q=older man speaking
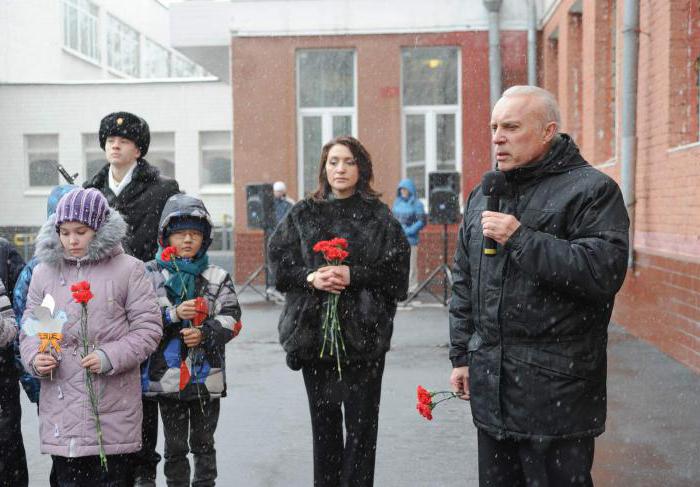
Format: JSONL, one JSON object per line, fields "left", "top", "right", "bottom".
{"left": 449, "top": 86, "right": 629, "bottom": 486}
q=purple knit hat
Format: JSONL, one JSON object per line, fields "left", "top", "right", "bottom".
{"left": 54, "top": 188, "right": 110, "bottom": 232}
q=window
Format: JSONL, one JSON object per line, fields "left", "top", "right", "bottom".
{"left": 143, "top": 39, "right": 170, "bottom": 78}
{"left": 297, "top": 49, "right": 356, "bottom": 196}
{"left": 62, "top": 0, "right": 99, "bottom": 61}
{"left": 107, "top": 15, "right": 139, "bottom": 77}
{"left": 147, "top": 133, "right": 175, "bottom": 179}
{"left": 83, "top": 133, "right": 105, "bottom": 182}
{"left": 200, "top": 131, "right": 232, "bottom": 186}
{"left": 172, "top": 55, "right": 202, "bottom": 78}
{"left": 401, "top": 47, "right": 461, "bottom": 199}
{"left": 26, "top": 135, "right": 59, "bottom": 187}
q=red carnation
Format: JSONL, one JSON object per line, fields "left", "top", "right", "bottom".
{"left": 162, "top": 246, "right": 178, "bottom": 262}
{"left": 71, "top": 281, "right": 93, "bottom": 304}
{"left": 192, "top": 297, "right": 208, "bottom": 327}
{"left": 417, "top": 402, "right": 433, "bottom": 420}
{"left": 328, "top": 237, "right": 348, "bottom": 249}
{"left": 417, "top": 385, "right": 432, "bottom": 405}
{"left": 324, "top": 247, "right": 349, "bottom": 262}
{"left": 313, "top": 241, "right": 331, "bottom": 253}
{"left": 415, "top": 385, "right": 459, "bottom": 421}
{"left": 233, "top": 321, "right": 243, "bottom": 337}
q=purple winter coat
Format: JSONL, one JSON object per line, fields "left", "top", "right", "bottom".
{"left": 20, "top": 211, "right": 162, "bottom": 458}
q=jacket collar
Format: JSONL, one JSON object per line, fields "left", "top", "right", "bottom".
{"left": 87, "top": 159, "right": 162, "bottom": 197}
{"left": 503, "top": 133, "right": 589, "bottom": 188}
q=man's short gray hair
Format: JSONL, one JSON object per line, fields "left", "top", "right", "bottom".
{"left": 501, "top": 85, "right": 561, "bottom": 129}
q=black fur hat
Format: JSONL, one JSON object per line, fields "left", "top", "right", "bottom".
{"left": 99, "top": 111, "right": 150, "bottom": 157}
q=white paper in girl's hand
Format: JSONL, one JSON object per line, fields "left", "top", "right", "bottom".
{"left": 22, "top": 293, "right": 67, "bottom": 336}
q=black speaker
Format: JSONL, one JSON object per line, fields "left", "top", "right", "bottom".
{"left": 428, "top": 171, "right": 461, "bottom": 224}
{"left": 246, "top": 183, "right": 275, "bottom": 230}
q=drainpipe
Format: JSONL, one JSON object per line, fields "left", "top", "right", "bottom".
{"left": 620, "top": 0, "right": 639, "bottom": 268}
{"left": 483, "top": 0, "right": 503, "bottom": 169}
{"left": 528, "top": 0, "right": 537, "bottom": 85}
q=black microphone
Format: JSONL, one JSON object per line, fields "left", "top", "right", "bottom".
{"left": 481, "top": 170, "right": 507, "bottom": 256}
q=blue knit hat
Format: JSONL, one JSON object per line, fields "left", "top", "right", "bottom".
{"left": 164, "top": 216, "right": 208, "bottom": 239}
{"left": 54, "top": 188, "right": 110, "bottom": 232}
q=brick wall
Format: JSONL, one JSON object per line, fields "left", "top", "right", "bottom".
{"left": 232, "top": 30, "right": 528, "bottom": 283}
{"left": 542, "top": 0, "right": 700, "bottom": 372}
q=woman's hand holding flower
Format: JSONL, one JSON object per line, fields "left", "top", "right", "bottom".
{"left": 313, "top": 266, "right": 349, "bottom": 294}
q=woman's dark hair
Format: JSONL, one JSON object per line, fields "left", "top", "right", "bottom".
{"left": 311, "top": 135, "right": 381, "bottom": 201}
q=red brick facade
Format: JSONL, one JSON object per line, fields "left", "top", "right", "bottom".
{"left": 232, "top": 31, "right": 527, "bottom": 286}
{"left": 541, "top": 0, "right": 700, "bottom": 373}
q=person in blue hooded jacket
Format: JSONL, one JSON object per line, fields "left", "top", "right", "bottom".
{"left": 392, "top": 178, "right": 426, "bottom": 292}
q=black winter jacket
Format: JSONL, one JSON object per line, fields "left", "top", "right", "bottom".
{"left": 84, "top": 159, "right": 180, "bottom": 262}
{"left": 268, "top": 193, "right": 410, "bottom": 368}
{"left": 449, "top": 134, "right": 629, "bottom": 440}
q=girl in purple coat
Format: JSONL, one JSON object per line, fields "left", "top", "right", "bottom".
{"left": 20, "top": 188, "right": 162, "bottom": 485}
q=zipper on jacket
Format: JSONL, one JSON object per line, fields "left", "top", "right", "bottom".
{"left": 494, "top": 187, "right": 518, "bottom": 424}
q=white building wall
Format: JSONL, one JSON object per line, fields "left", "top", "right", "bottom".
{"left": 0, "top": 0, "right": 188, "bottom": 82}
{"left": 171, "top": 0, "right": 536, "bottom": 44}
{"left": 0, "top": 80, "right": 233, "bottom": 227}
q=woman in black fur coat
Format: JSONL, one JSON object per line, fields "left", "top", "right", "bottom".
{"left": 268, "top": 136, "right": 410, "bottom": 487}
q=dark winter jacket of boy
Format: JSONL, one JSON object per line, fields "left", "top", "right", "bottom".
{"left": 19, "top": 211, "right": 162, "bottom": 457}
{"left": 84, "top": 159, "right": 180, "bottom": 262}
{"left": 142, "top": 194, "right": 241, "bottom": 400}
{"left": 392, "top": 178, "right": 426, "bottom": 246}
{"left": 268, "top": 193, "right": 410, "bottom": 369}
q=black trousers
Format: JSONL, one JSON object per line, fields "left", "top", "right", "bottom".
{"left": 0, "top": 379, "right": 29, "bottom": 487}
{"left": 52, "top": 453, "right": 133, "bottom": 487}
{"left": 302, "top": 357, "right": 385, "bottom": 487}
{"left": 158, "top": 397, "right": 220, "bottom": 487}
{"left": 477, "top": 429, "right": 595, "bottom": 487}
{"left": 131, "top": 397, "right": 161, "bottom": 484}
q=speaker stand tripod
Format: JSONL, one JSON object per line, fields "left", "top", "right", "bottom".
{"left": 238, "top": 229, "right": 273, "bottom": 301}
{"left": 403, "top": 223, "right": 453, "bottom": 306}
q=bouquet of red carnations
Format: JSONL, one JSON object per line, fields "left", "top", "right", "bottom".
{"left": 416, "top": 385, "right": 460, "bottom": 421}
{"left": 312, "top": 237, "right": 350, "bottom": 380}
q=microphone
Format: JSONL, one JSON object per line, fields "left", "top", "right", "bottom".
{"left": 481, "top": 170, "right": 507, "bottom": 256}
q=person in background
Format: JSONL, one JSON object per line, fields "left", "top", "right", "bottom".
{"left": 143, "top": 193, "right": 242, "bottom": 487}
{"left": 273, "top": 181, "right": 295, "bottom": 225}
{"left": 266, "top": 181, "right": 295, "bottom": 302}
{"left": 0, "top": 236, "right": 28, "bottom": 487}
{"left": 85, "top": 111, "right": 180, "bottom": 486}
{"left": 20, "top": 188, "right": 162, "bottom": 485}
{"left": 392, "top": 178, "right": 426, "bottom": 293}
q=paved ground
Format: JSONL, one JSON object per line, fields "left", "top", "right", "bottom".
{"left": 20, "top": 288, "right": 700, "bottom": 486}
